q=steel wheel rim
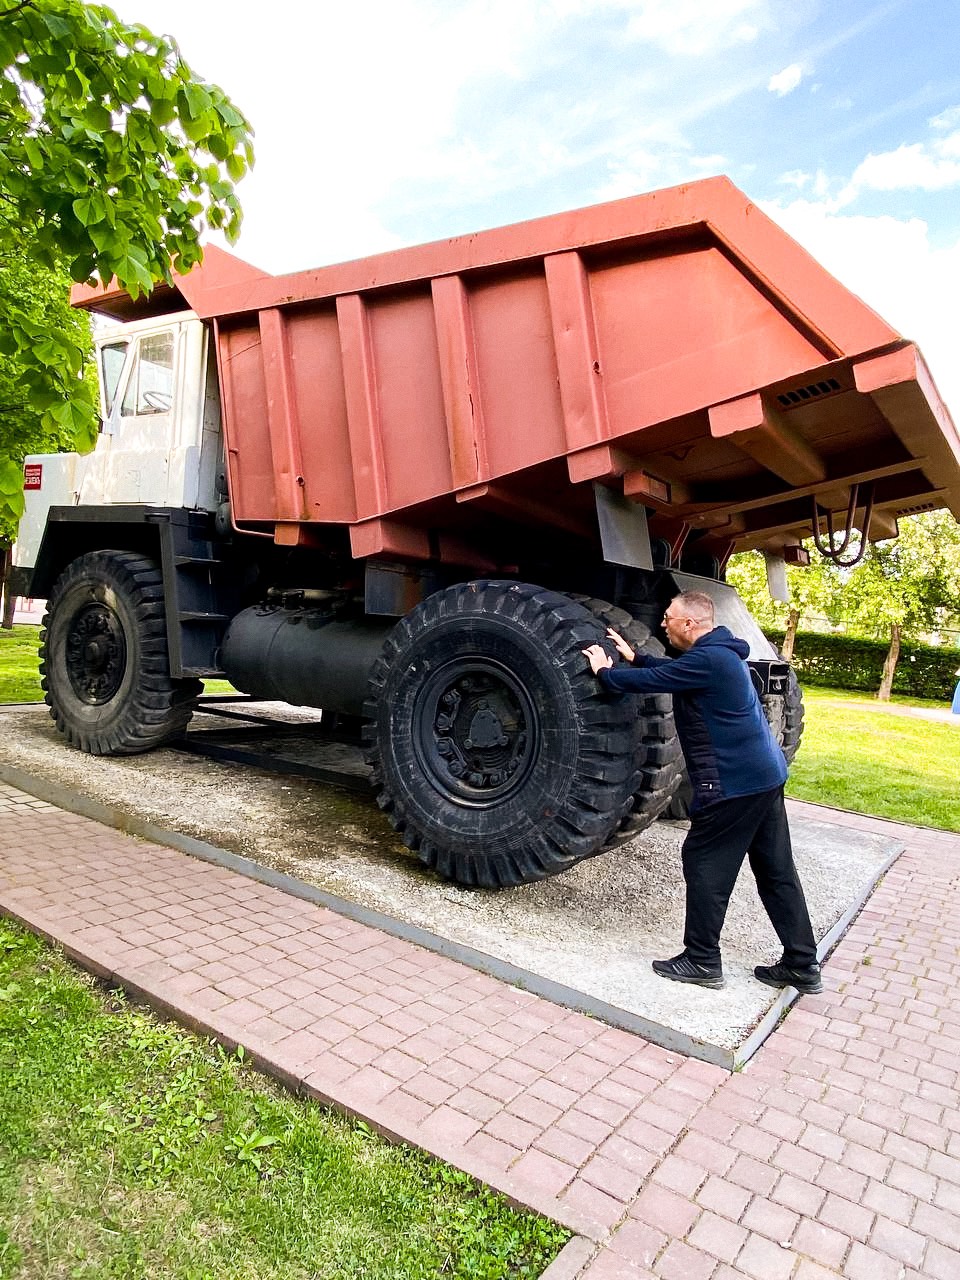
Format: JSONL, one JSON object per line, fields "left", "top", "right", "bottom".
{"left": 64, "top": 602, "right": 127, "bottom": 705}
{"left": 412, "top": 657, "right": 540, "bottom": 807}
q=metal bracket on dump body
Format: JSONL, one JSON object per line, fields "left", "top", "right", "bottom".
{"left": 593, "top": 484, "right": 654, "bottom": 570}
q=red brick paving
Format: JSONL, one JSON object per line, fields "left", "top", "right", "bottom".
{"left": 1, "top": 782, "right": 959, "bottom": 1278}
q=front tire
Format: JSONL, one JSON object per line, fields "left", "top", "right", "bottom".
{"left": 40, "top": 550, "right": 201, "bottom": 755}
{"left": 364, "top": 581, "right": 639, "bottom": 888}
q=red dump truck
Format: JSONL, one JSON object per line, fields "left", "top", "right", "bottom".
{"left": 14, "top": 176, "right": 960, "bottom": 887}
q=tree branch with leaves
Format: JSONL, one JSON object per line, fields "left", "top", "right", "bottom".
{"left": 0, "top": 0, "right": 253, "bottom": 538}
{"left": 728, "top": 512, "right": 960, "bottom": 699}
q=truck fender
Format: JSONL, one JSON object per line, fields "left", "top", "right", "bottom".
{"left": 26, "top": 506, "right": 229, "bottom": 679}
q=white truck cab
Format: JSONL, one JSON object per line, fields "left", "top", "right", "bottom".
{"left": 15, "top": 311, "right": 221, "bottom": 574}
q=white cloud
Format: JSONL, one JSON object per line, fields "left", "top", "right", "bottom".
{"left": 777, "top": 169, "right": 811, "bottom": 189}
{"left": 837, "top": 106, "right": 960, "bottom": 205}
{"left": 841, "top": 143, "right": 960, "bottom": 202}
{"left": 935, "top": 131, "right": 960, "bottom": 162}
{"left": 624, "top": 0, "right": 769, "bottom": 56}
{"left": 768, "top": 63, "right": 804, "bottom": 96}
{"left": 760, "top": 197, "right": 960, "bottom": 420}
{"left": 930, "top": 105, "right": 960, "bottom": 131}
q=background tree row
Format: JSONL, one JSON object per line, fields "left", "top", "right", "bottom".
{"left": 727, "top": 511, "right": 960, "bottom": 699}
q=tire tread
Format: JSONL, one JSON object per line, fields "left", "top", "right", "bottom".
{"left": 364, "top": 581, "right": 638, "bottom": 888}
{"left": 41, "top": 549, "right": 201, "bottom": 756}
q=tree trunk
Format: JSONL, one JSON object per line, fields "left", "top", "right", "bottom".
{"left": 781, "top": 607, "right": 800, "bottom": 660}
{"left": 877, "top": 622, "right": 901, "bottom": 701}
{"left": 0, "top": 544, "right": 13, "bottom": 630}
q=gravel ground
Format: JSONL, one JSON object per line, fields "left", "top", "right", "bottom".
{"left": 1, "top": 701, "right": 902, "bottom": 1060}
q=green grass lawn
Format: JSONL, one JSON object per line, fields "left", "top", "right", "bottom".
{"left": 785, "top": 685, "right": 960, "bottom": 832}
{"left": 0, "top": 919, "right": 568, "bottom": 1279}
{"left": 0, "top": 626, "right": 43, "bottom": 702}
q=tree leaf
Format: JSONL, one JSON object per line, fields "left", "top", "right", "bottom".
{"left": 46, "top": 398, "right": 97, "bottom": 441}
{"left": 72, "top": 192, "right": 106, "bottom": 227}
{"left": 0, "top": 457, "right": 27, "bottom": 500}
{"left": 179, "top": 80, "right": 212, "bottom": 121}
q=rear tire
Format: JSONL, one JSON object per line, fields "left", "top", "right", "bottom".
{"left": 776, "top": 666, "right": 805, "bottom": 765}
{"left": 570, "top": 596, "right": 683, "bottom": 843}
{"left": 364, "top": 581, "right": 639, "bottom": 888}
{"left": 40, "top": 550, "right": 201, "bottom": 755}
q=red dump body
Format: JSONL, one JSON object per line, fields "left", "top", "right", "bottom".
{"left": 77, "top": 177, "right": 960, "bottom": 565}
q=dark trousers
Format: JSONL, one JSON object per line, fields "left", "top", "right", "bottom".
{"left": 681, "top": 785, "right": 817, "bottom": 968}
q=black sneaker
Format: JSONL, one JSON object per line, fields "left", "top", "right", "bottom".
{"left": 754, "top": 961, "right": 823, "bottom": 994}
{"left": 652, "top": 951, "right": 724, "bottom": 989}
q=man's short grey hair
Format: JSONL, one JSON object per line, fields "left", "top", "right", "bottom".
{"left": 673, "top": 591, "right": 715, "bottom": 626}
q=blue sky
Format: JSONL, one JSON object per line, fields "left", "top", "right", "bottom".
{"left": 113, "top": 0, "right": 960, "bottom": 412}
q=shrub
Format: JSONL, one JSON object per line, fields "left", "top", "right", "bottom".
{"left": 766, "top": 630, "right": 960, "bottom": 700}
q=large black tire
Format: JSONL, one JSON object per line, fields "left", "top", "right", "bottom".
{"left": 40, "top": 550, "right": 202, "bottom": 755}
{"left": 663, "top": 660, "right": 805, "bottom": 820}
{"left": 570, "top": 597, "right": 683, "bottom": 843}
{"left": 775, "top": 666, "right": 805, "bottom": 765}
{"left": 364, "top": 581, "right": 640, "bottom": 888}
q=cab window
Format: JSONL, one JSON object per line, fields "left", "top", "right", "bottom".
{"left": 99, "top": 341, "right": 128, "bottom": 419}
{"left": 121, "top": 331, "right": 175, "bottom": 416}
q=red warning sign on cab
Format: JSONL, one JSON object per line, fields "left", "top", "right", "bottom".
{"left": 23, "top": 464, "right": 42, "bottom": 490}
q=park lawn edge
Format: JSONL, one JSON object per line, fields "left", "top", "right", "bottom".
{"left": 0, "top": 916, "right": 569, "bottom": 1279}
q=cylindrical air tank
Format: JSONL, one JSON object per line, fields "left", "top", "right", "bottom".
{"left": 220, "top": 606, "right": 394, "bottom": 717}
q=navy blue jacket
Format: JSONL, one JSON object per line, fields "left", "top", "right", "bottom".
{"left": 598, "top": 626, "right": 787, "bottom": 812}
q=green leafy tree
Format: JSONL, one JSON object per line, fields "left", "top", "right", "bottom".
{"left": 0, "top": 0, "right": 253, "bottom": 535}
{"left": 830, "top": 511, "right": 960, "bottom": 699}
{"left": 0, "top": 214, "right": 94, "bottom": 515}
{"left": 728, "top": 512, "right": 960, "bottom": 697}
{"left": 0, "top": 216, "right": 93, "bottom": 622}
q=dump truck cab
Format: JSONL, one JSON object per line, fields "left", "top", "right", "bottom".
{"left": 16, "top": 312, "right": 220, "bottom": 575}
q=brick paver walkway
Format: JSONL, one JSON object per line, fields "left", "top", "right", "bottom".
{"left": 1, "top": 780, "right": 958, "bottom": 1279}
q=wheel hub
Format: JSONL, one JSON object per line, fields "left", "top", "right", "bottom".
{"left": 65, "top": 603, "right": 127, "bottom": 705}
{"left": 415, "top": 660, "right": 539, "bottom": 806}
{"left": 464, "top": 704, "right": 509, "bottom": 750}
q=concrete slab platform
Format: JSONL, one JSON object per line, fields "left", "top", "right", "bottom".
{"left": 0, "top": 702, "right": 902, "bottom": 1067}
